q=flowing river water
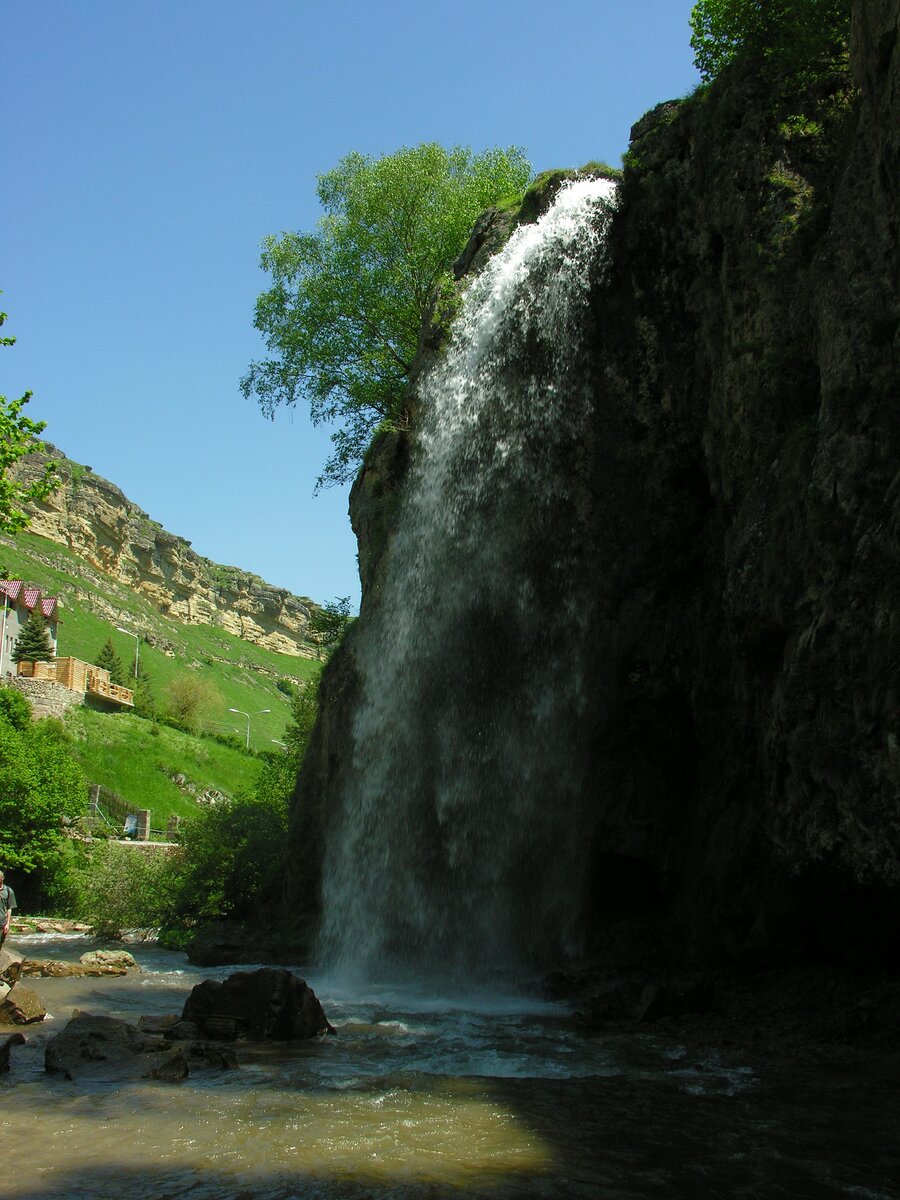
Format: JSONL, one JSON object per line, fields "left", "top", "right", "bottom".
{"left": 3, "top": 934, "right": 899, "bottom": 1200}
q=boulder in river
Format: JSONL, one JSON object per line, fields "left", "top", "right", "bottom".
{"left": 80, "top": 950, "right": 139, "bottom": 970}
{"left": 181, "top": 967, "right": 335, "bottom": 1040}
{"left": 0, "top": 947, "right": 24, "bottom": 985}
{"left": 635, "top": 976, "right": 716, "bottom": 1023}
{"left": 45, "top": 1013, "right": 164, "bottom": 1079}
{"left": 145, "top": 1041, "right": 239, "bottom": 1081}
{"left": 0, "top": 985, "right": 47, "bottom": 1025}
{"left": 20, "top": 959, "right": 130, "bottom": 978}
{"left": 0, "top": 1032, "right": 26, "bottom": 1071}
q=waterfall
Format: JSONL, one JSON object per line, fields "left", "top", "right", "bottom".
{"left": 320, "top": 178, "right": 617, "bottom": 981}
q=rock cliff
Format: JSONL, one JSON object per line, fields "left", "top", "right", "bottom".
{"left": 10, "top": 444, "right": 318, "bottom": 657}
{"left": 287, "top": 0, "right": 899, "bottom": 970}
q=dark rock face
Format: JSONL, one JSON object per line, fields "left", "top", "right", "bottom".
{"left": 573, "top": 0, "right": 900, "bottom": 969}
{"left": 181, "top": 968, "right": 334, "bottom": 1040}
{"left": 285, "top": 0, "right": 899, "bottom": 974}
{"left": 45, "top": 1013, "right": 163, "bottom": 1078}
{"left": 0, "top": 1032, "right": 25, "bottom": 1072}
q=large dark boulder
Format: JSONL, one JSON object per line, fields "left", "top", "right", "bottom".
{"left": 0, "top": 1032, "right": 25, "bottom": 1072}
{"left": 181, "top": 968, "right": 334, "bottom": 1040}
{"left": 45, "top": 1013, "right": 163, "bottom": 1079}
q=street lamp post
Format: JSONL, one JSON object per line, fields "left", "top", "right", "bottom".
{"left": 228, "top": 707, "right": 270, "bottom": 750}
{"left": 116, "top": 627, "right": 140, "bottom": 678}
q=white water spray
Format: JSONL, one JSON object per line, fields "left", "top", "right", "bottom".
{"left": 320, "top": 179, "right": 617, "bottom": 981}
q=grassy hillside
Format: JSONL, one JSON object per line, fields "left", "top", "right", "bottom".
{"left": 66, "top": 707, "right": 266, "bottom": 831}
{"left": 0, "top": 529, "right": 322, "bottom": 756}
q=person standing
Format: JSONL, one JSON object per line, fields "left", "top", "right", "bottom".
{"left": 0, "top": 870, "right": 16, "bottom": 948}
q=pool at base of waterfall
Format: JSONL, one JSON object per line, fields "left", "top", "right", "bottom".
{"left": 2, "top": 935, "right": 898, "bottom": 1199}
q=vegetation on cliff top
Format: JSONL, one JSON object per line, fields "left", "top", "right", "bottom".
{"left": 690, "top": 0, "right": 851, "bottom": 82}
{"left": 243, "top": 143, "right": 532, "bottom": 489}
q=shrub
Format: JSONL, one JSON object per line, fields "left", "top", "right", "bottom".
{"left": 162, "top": 673, "right": 223, "bottom": 735}
{"left": 0, "top": 709, "right": 86, "bottom": 877}
{"left": 170, "top": 793, "right": 288, "bottom": 923}
{"left": 58, "top": 840, "right": 176, "bottom": 934}
{"left": 0, "top": 686, "right": 31, "bottom": 730}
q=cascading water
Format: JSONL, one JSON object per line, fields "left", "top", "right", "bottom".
{"left": 320, "top": 179, "right": 617, "bottom": 982}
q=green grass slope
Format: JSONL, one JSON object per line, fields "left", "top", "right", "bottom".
{"left": 0, "top": 529, "right": 322, "bottom": 810}
{"left": 66, "top": 707, "right": 265, "bottom": 831}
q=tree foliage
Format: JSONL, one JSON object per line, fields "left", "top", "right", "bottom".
{"left": 308, "top": 595, "right": 353, "bottom": 658}
{"left": 242, "top": 143, "right": 532, "bottom": 489}
{"left": 0, "top": 308, "right": 59, "bottom": 532}
{"left": 12, "top": 608, "right": 55, "bottom": 663}
{"left": 95, "top": 636, "right": 126, "bottom": 686}
{"left": 0, "top": 706, "right": 86, "bottom": 874}
{"left": 54, "top": 839, "right": 175, "bottom": 935}
{"left": 166, "top": 677, "right": 319, "bottom": 925}
{"left": 690, "top": 0, "right": 851, "bottom": 82}
{"left": 162, "top": 673, "right": 223, "bottom": 735}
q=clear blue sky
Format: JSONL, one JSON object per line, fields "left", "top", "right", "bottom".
{"left": 2, "top": 1, "right": 699, "bottom": 609}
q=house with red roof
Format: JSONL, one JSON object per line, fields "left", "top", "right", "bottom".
{"left": 0, "top": 580, "right": 60, "bottom": 677}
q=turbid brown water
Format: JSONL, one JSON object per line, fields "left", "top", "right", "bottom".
{"left": 3, "top": 934, "right": 899, "bottom": 1200}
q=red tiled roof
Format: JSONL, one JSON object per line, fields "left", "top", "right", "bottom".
{"left": 0, "top": 580, "right": 59, "bottom": 618}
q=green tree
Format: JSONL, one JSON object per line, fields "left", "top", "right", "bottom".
{"left": 95, "top": 636, "right": 126, "bottom": 686}
{"left": 242, "top": 143, "right": 532, "bottom": 488}
{"left": 0, "top": 307, "right": 59, "bottom": 532}
{"left": 690, "top": 0, "right": 850, "bottom": 82}
{"left": 12, "top": 607, "right": 55, "bottom": 664}
{"left": 308, "top": 595, "right": 353, "bottom": 658}
{"left": 131, "top": 659, "right": 156, "bottom": 719}
{"left": 257, "top": 675, "right": 320, "bottom": 803}
{"left": 0, "top": 709, "right": 86, "bottom": 875}
{"left": 168, "top": 677, "right": 320, "bottom": 925}
{"left": 170, "top": 792, "right": 288, "bottom": 923}
{"left": 162, "top": 672, "right": 223, "bottom": 735}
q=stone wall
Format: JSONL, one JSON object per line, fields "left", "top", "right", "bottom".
{"left": 8, "top": 677, "right": 84, "bottom": 720}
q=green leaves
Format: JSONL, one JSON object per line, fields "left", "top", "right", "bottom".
{"left": 243, "top": 143, "right": 532, "bottom": 489}
{"left": 0, "top": 713, "right": 85, "bottom": 874}
{"left": 690, "top": 0, "right": 851, "bottom": 83}
{"left": 0, "top": 307, "right": 59, "bottom": 533}
{"left": 12, "top": 607, "right": 55, "bottom": 664}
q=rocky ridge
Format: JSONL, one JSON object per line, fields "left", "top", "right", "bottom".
{"left": 8, "top": 444, "right": 318, "bottom": 657}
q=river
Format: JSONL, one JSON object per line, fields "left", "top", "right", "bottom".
{"left": 3, "top": 933, "right": 898, "bottom": 1199}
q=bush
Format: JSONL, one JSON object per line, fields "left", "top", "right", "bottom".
{"left": 162, "top": 673, "right": 223, "bottom": 735}
{"left": 57, "top": 840, "right": 176, "bottom": 935}
{"left": 690, "top": 0, "right": 851, "bottom": 82}
{"left": 0, "top": 686, "right": 31, "bottom": 731}
{"left": 170, "top": 793, "right": 288, "bottom": 923}
{"left": 0, "top": 707, "right": 86, "bottom": 877}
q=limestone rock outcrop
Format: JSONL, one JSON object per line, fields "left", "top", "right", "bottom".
{"left": 9, "top": 444, "right": 319, "bottom": 657}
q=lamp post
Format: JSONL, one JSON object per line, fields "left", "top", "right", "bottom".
{"left": 229, "top": 707, "right": 270, "bottom": 750}
{"left": 116, "top": 627, "right": 140, "bottom": 678}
